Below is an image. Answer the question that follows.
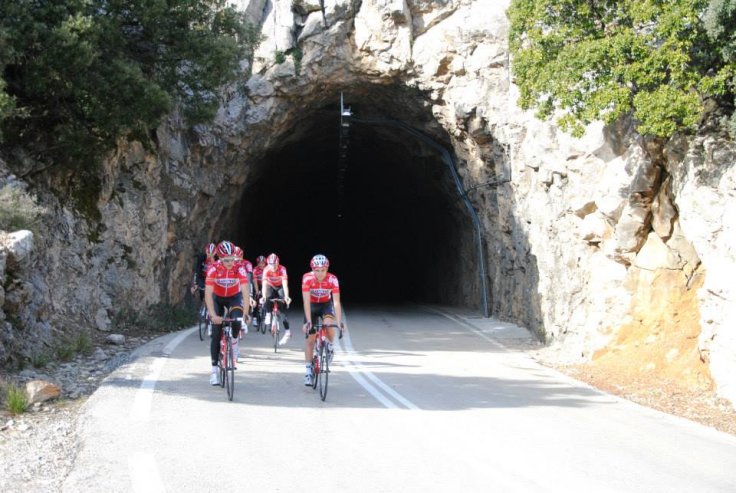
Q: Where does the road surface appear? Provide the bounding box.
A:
[63,304,736,492]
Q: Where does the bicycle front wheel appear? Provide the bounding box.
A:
[226,339,235,401]
[272,317,279,353]
[311,352,319,390]
[319,345,329,401]
[198,316,205,341]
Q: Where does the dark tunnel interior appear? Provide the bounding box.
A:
[230,92,477,306]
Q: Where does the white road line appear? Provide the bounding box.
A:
[128,452,165,493]
[338,313,419,410]
[129,327,195,421]
[422,305,509,350]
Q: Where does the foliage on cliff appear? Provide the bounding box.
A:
[0,0,260,171]
[508,0,736,138]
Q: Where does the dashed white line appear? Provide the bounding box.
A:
[128,452,165,493]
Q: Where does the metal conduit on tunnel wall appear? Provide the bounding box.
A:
[349,117,491,318]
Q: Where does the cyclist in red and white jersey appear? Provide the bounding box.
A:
[190,242,217,301]
[301,254,346,386]
[234,246,257,308]
[252,255,266,328]
[205,241,251,385]
[259,253,292,345]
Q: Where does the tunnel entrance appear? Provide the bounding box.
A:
[229,90,479,307]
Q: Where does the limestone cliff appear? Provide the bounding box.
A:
[1,0,734,405]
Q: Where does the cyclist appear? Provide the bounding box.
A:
[190,242,217,302]
[234,246,257,311]
[301,254,346,386]
[252,255,266,328]
[259,253,292,345]
[204,240,251,385]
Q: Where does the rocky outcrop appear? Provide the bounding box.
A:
[0,0,734,406]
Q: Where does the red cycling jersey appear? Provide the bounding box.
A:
[263,265,288,288]
[302,272,340,303]
[236,259,253,274]
[205,261,249,297]
[253,265,264,283]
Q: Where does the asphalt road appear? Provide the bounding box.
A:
[62,305,736,492]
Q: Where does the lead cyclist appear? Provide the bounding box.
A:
[301,254,346,386]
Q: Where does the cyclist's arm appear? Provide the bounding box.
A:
[302,291,311,324]
[333,292,345,331]
[242,284,251,319]
[247,271,255,298]
[205,285,220,323]
[283,278,290,303]
[261,279,270,300]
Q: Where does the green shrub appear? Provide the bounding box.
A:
[75,331,93,356]
[0,185,46,234]
[274,50,286,64]
[113,303,196,332]
[54,340,76,362]
[31,350,51,368]
[292,48,303,75]
[508,0,734,138]
[5,383,28,415]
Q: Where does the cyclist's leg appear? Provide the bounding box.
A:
[277,287,291,344]
[277,286,289,329]
[303,304,321,384]
[322,299,338,343]
[264,291,275,324]
[210,297,225,384]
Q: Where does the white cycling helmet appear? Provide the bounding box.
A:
[310,254,329,269]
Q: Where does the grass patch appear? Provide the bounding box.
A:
[4,383,28,415]
[54,340,76,362]
[113,303,197,333]
[75,331,93,356]
[30,350,51,368]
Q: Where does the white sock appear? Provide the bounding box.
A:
[305,364,312,375]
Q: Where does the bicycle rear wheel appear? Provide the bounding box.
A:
[319,345,329,401]
[226,338,235,401]
[198,315,205,341]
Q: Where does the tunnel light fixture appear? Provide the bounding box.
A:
[337,92,352,221]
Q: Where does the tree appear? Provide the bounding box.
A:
[0,0,260,172]
[704,0,736,134]
[507,0,734,138]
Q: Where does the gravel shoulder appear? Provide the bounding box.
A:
[0,330,163,492]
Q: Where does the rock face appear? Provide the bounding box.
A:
[0,0,735,404]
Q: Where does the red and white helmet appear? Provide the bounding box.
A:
[217,241,235,258]
[256,255,265,264]
[204,243,216,256]
[234,246,243,259]
[310,254,329,269]
[267,253,279,265]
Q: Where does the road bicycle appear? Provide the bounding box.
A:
[197,297,211,341]
[265,298,287,353]
[217,310,239,401]
[310,320,342,401]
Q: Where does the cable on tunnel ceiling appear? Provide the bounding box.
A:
[339,109,491,318]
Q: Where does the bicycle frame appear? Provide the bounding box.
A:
[268,298,285,353]
[218,311,238,401]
